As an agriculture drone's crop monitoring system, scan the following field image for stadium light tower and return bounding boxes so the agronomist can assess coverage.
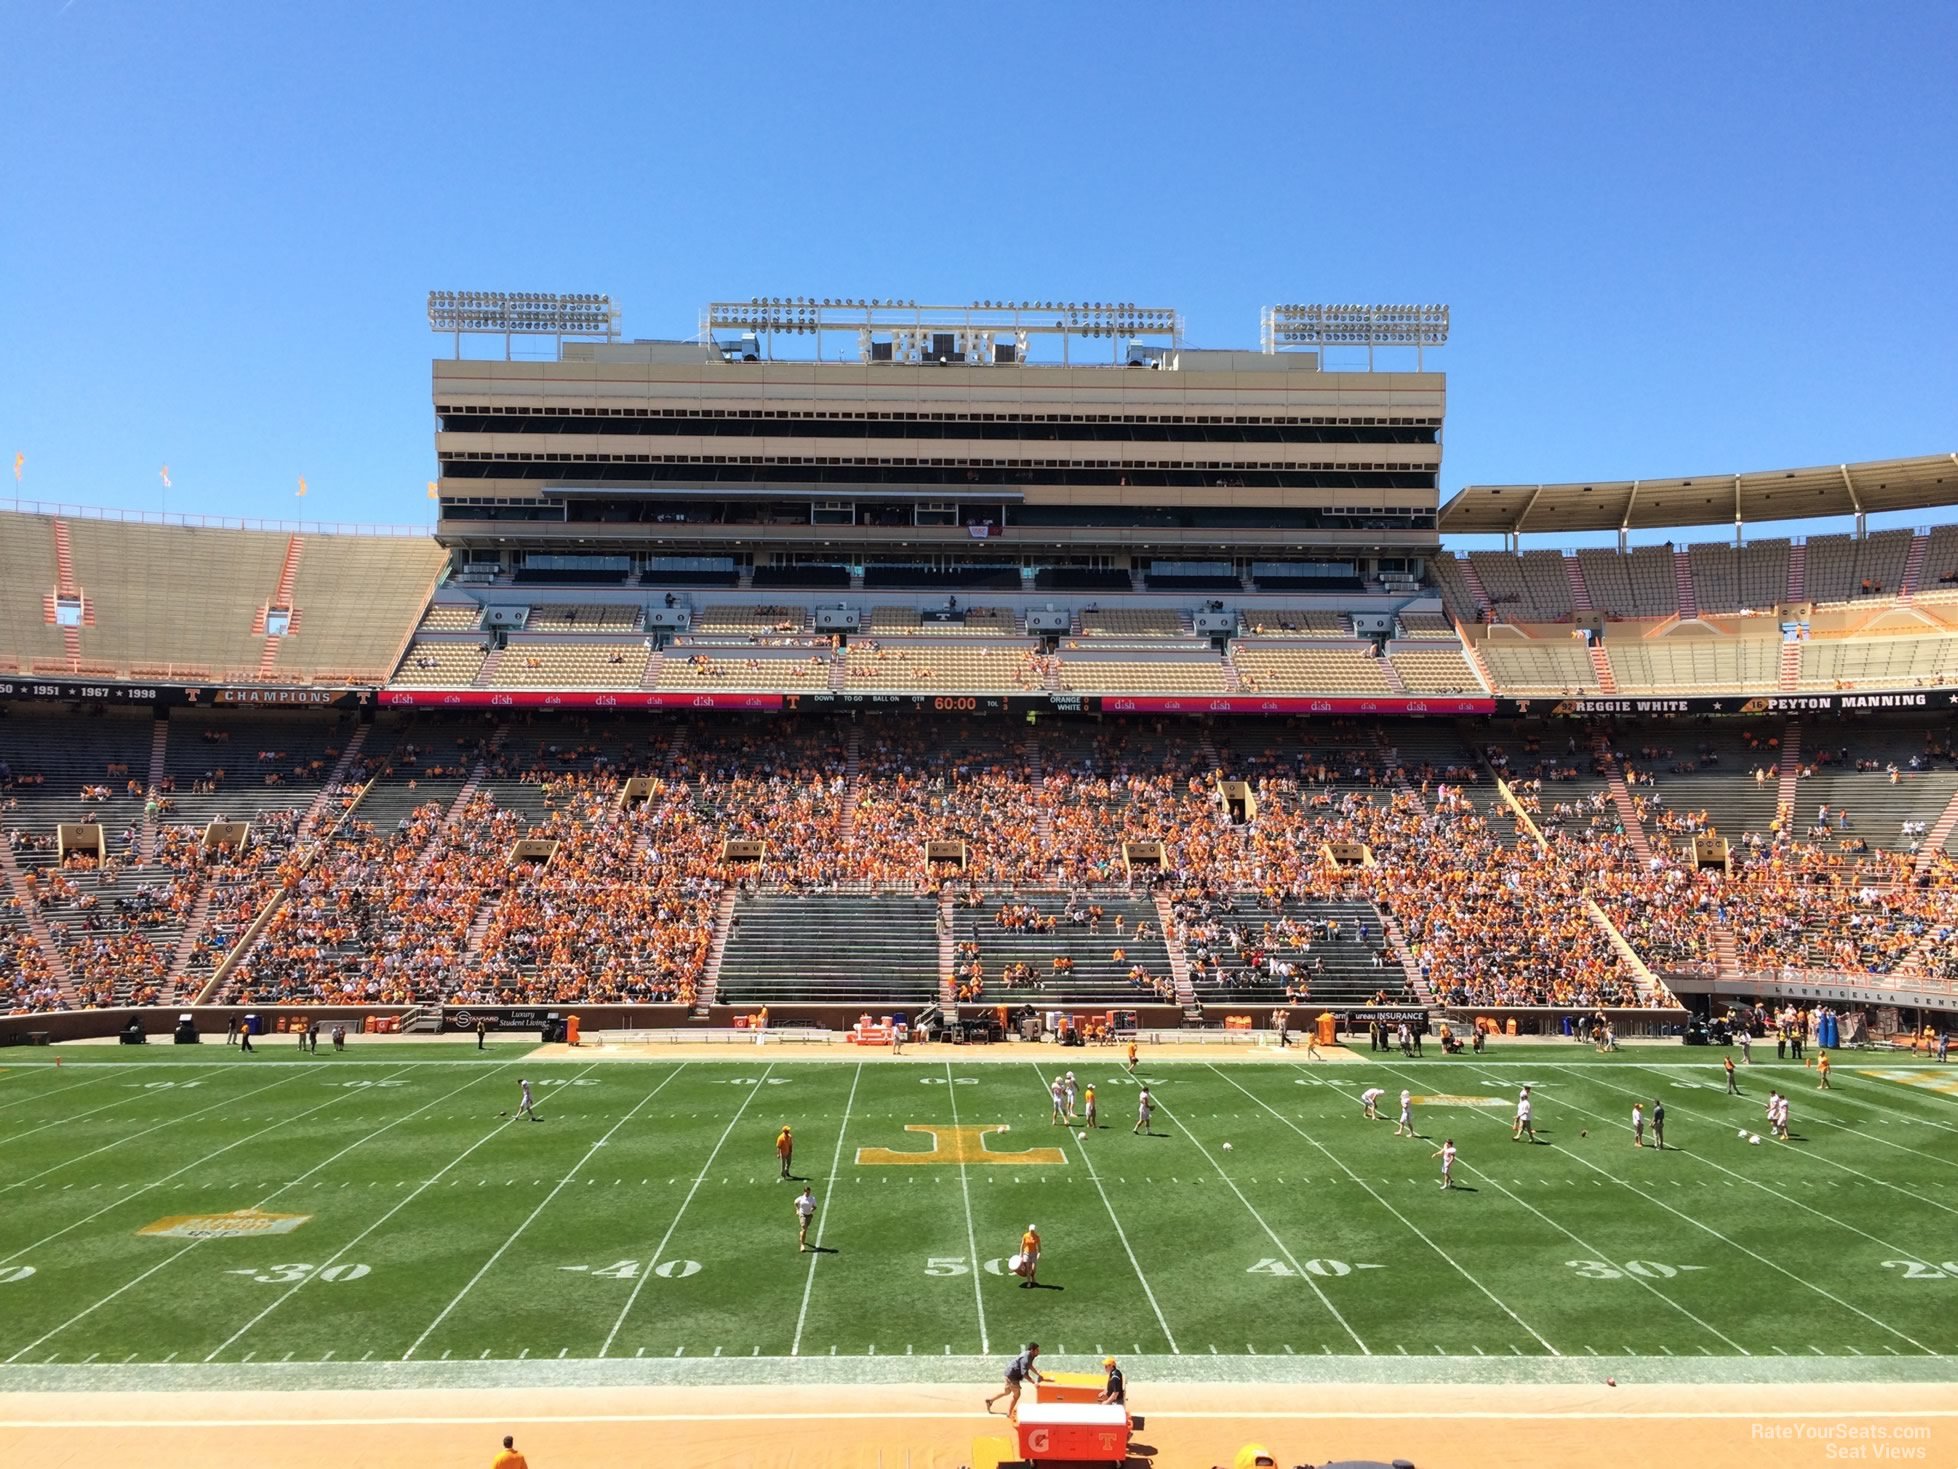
[1260,303,1450,370]
[427,291,621,360]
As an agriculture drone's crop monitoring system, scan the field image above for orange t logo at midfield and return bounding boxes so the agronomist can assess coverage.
[856,1124,1066,1167]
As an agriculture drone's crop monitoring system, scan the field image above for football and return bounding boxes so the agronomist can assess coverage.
[1222,1142,1234,1152]
[1749,1134,1762,1145]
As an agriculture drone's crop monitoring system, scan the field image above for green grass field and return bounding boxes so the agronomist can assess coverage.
[3,1042,1958,1387]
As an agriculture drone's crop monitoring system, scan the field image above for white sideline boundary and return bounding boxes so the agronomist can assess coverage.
[596,1062,770,1358]
[1211,1063,1559,1355]
[3,1351,1954,1395]
[1379,1060,1935,1355]
[404,1060,654,1360]
[941,1059,990,1356]
[1024,1060,1179,1354]
[1149,1092,1370,1354]
[790,1061,862,1356]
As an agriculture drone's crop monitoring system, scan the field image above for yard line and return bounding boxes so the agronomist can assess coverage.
[791,1063,863,1356]
[596,1063,772,1358]
[0,1068,116,1116]
[406,1063,677,1361]
[0,1062,435,1268]
[1026,1062,1177,1354]
[1373,1063,1748,1355]
[1149,1093,1368,1354]
[1529,1066,1958,1300]
[205,1061,567,1361]
[1212,1066,1556,1355]
[2,1070,310,1192]
[940,1060,990,1356]
[4,1061,468,1363]
[1386,1062,1935,1355]
[1605,1060,1958,1184]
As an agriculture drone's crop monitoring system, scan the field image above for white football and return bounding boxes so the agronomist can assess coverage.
[1222,1142,1233,1152]
[1737,1128,1748,1138]
[1749,1134,1761,1145]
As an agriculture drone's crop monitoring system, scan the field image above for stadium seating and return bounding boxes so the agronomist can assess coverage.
[1805,531,1913,604]
[1576,546,1678,618]
[1688,540,1788,615]
[1468,550,1573,621]
[716,894,940,1007]
[1077,609,1189,638]
[845,642,1046,693]
[1475,638,1601,694]
[393,640,489,686]
[656,651,833,690]
[1798,633,1958,689]
[689,605,811,637]
[1387,646,1481,693]
[1232,645,1392,693]
[1241,609,1349,638]
[0,511,77,672]
[490,642,651,689]
[1057,655,1231,695]
[1606,635,1782,693]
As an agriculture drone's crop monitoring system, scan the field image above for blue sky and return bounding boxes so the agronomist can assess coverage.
[2,3,1953,547]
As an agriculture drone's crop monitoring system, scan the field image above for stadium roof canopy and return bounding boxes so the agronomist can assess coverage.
[1439,452,1958,537]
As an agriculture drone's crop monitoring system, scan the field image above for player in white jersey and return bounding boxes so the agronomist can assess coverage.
[1062,1071,1078,1121]
[509,1078,540,1122]
[1395,1088,1415,1137]
[1512,1086,1537,1143]
[1050,1077,1068,1126]
[1631,1101,1645,1148]
[1773,1092,1790,1140]
[1134,1086,1154,1135]
[1361,1087,1385,1120]
[1433,1138,1457,1189]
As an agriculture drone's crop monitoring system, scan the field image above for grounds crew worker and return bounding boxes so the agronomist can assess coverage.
[1099,1355,1126,1406]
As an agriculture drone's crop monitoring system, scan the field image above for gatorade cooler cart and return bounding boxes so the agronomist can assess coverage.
[971,1398,1130,1467]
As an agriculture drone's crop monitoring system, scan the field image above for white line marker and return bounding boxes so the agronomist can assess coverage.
[406,1063,680,1361]
[942,1060,991,1356]
[791,1062,863,1357]
[599,1063,770,1358]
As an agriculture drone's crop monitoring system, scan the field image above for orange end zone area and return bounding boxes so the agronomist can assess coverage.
[3,1383,1955,1469]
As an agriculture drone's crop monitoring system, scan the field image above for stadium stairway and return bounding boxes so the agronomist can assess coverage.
[1713,924,1741,978]
[1591,732,1655,866]
[1377,657,1408,695]
[165,884,216,989]
[1900,532,1928,601]
[1786,540,1808,602]
[0,842,71,992]
[1777,721,1804,831]
[937,892,956,1005]
[695,885,737,1015]
[839,726,861,839]
[1457,558,1494,616]
[432,727,507,851]
[255,535,305,679]
[1584,895,1675,1004]
[1027,737,1055,848]
[1673,548,1699,619]
[1917,787,1958,879]
[1152,891,1197,1010]
[639,649,664,690]
[470,647,504,688]
[1563,554,1594,613]
[142,718,170,858]
[1778,638,1803,691]
[1586,642,1618,693]
[297,724,372,842]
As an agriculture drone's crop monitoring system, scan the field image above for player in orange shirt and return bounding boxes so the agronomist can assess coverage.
[1017,1224,1041,1288]
[776,1125,794,1180]
[1126,1039,1138,1074]
[491,1434,528,1469]
[1817,1051,1832,1090]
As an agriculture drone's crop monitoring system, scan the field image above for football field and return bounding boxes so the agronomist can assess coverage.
[4,1042,1958,1388]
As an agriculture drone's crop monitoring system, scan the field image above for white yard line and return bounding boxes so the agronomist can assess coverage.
[209,1061,606,1362]
[408,1062,676,1361]
[1,1087,191,1145]
[0,1062,437,1268]
[0,1069,115,1115]
[2,1061,458,1364]
[1383,1062,1932,1355]
[941,1060,990,1356]
[1150,1091,1369,1354]
[1213,1064,1557,1356]
[1027,1062,1178,1354]
[2,1070,310,1187]
[1588,1062,1958,1215]
[594,1062,771,1359]
[790,1062,863,1356]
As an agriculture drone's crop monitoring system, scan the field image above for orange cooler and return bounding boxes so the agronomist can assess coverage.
[1030,1370,1106,1404]
[1014,1401,1129,1463]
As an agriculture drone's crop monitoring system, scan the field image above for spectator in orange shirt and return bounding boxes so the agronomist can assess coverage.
[492,1434,529,1469]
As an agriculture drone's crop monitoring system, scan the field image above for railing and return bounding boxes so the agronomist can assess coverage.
[4,497,431,539]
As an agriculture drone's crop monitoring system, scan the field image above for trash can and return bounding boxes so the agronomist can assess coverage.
[1315,1011,1337,1047]
[1505,1018,1518,1037]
